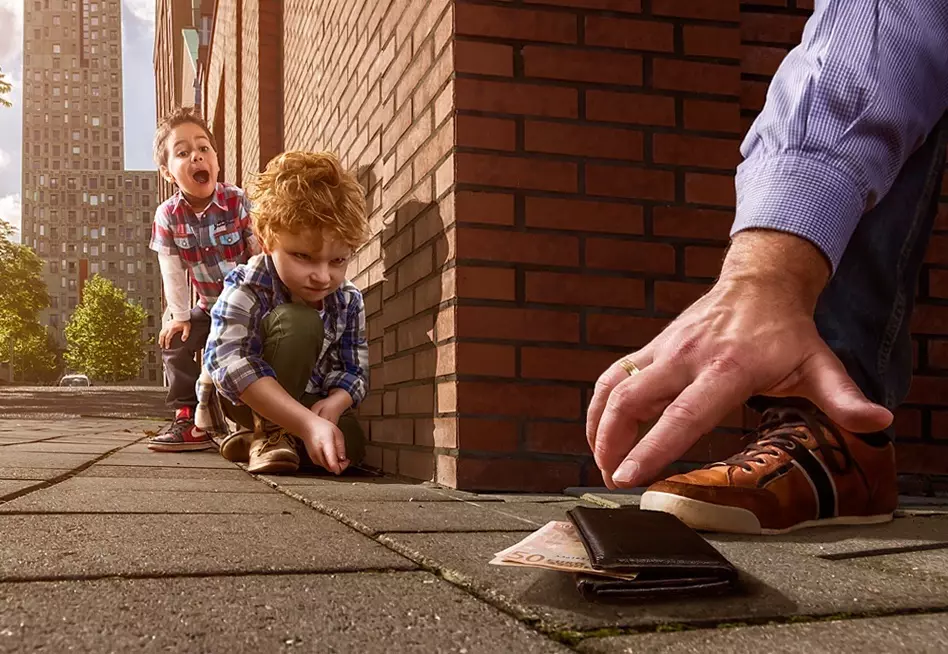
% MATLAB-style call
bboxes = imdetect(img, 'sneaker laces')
[710,405,853,475]
[164,416,193,439]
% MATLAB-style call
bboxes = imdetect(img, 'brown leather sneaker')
[219,429,254,463]
[640,406,898,535]
[247,429,300,474]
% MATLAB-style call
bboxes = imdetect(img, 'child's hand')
[309,392,350,425]
[158,319,191,349]
[299,415,349,474]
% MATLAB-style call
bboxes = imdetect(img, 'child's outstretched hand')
[158,319,191,349]
[299,415,349,475]
[309,390,351,425]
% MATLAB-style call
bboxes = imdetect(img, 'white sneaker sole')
[146,441,216,452]
[640,491,894,535]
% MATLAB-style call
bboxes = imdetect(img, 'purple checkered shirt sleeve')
[204,277,277,405]
[733,1,948,272]
[322,291,369,407]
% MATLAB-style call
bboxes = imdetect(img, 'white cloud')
[123,0,155,25]
[0,193,22,243]
[0,0,23,62]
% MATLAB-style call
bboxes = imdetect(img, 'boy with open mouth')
[146,107,260,452]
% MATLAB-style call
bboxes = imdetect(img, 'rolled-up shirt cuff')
[211,358,277,406]
[732,155,867,273]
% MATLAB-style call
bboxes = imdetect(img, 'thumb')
[799,350,893,433]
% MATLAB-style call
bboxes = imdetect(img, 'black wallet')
[566,506,740,601]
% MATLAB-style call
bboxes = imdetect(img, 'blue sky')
[0,0,157,242]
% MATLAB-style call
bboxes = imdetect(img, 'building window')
[53,44,61,54]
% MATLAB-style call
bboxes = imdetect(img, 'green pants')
[221,302,365,466]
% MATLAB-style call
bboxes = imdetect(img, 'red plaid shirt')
[149,183,260,312]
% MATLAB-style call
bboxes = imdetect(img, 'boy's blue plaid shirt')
[195,253,369,435]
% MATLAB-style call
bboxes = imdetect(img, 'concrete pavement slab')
[0,452,98,469]
[97,452,236,468]
[386,531,948,631]
[0,480,40,496]
[0,488,302,514]
[839,546,948,582]
[0,514,414,580]
[0,468,71,480]
[1,442,122,454]
[268,477,481,502]
[45,476,273,493]
[76,465,251,480]
[577,613,948,654]
[0,572,569,654]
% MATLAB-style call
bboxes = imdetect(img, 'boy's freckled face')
[268,228,352,306]
[159,122,220,205]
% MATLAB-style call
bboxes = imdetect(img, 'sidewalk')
[2,403,948,651]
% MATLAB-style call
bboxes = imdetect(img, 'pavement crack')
[0,567,421,585]
[818,542,948,561]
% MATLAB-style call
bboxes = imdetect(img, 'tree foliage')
[0,66,11,108]
[65,275,148,382]
[0,221,56,381]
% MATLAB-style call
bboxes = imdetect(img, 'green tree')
[0,66,11,108]
[0,220,54,381]
[65,275,148,382]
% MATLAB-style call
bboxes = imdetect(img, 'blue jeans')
[750,115,947,439]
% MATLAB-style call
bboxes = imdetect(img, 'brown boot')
[219,429,254,463]
[247,428,300,474]
[640,405,898,535]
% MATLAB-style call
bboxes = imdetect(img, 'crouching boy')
[195,151,369,475]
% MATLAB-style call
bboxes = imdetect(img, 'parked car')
[59,374,91,387]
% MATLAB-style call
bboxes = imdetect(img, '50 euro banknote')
[489,520,638,580]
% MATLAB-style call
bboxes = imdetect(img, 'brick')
[398,384,436,414]
[685,172,736,207]
[933,412,948,440]
[524,421,591,455]
[893,407,923,438]
[414,51,454,118]
[399,449,435,480]
[742,44,790,76]
[375,418,415,445]
[457,342,517,377]
[457,381,581,419]
[524,121,644,160]
[653,206,733,240]
[585,238,676,274]
[684,246,725,278]
[586,314,669,347]
[655,280,710,313]
[911,304,948,335]
[652,59,740,95]
[524,0,641,11]
[455,40,514,77]
[456,226,580,266]
[741,13,808,45]
[683,99,742,134]
[456,190,516,226]
[397,313,434,351]
[384,354,415,385]
[455,3,577,44]
[415,346,438,379]
[683,25,740,59]
[930,269,948,299]
[456,152,578,193]
[584,16,674,52]
[586,90,676,126]
[456,306,580,342]
[741,79,769,111]
[455,418,519,452]
[653,134,741,169]
[456,265,517,300]
[906,376,948,405]
[525,271,646,308]
[455,457,582,492]
[437,380,458,412]
[457,115,516,151]
[382,290,415,328]
[897,443,948,475]
[455,79,578,118]
[525,197,644,234]
[924,235,948,264]
[929,339,948,369]
[523,46,644,86]
[521,347,620,383]
[586,164,676,201]
[651,0,739,21]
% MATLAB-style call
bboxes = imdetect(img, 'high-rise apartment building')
[20,0,163,383]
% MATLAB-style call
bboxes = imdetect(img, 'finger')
[181,323,190,342]
[797,348,893,433]
[612,360,752,487]
[159,331,169,349]
[321,436,341,475]
[304,440,330,470]
[333,424,347,463]
[595,361,687,487]
[586,350,651,454]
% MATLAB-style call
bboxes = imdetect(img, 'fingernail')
[612,460,638,485]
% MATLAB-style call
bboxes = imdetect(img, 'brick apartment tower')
[156,0,948,493]
[20,0,163,383]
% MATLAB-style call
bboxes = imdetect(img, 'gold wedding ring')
[617,356,640,376]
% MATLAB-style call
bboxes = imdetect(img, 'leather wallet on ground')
[566,506,740,601]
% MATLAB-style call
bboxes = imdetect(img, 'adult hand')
[586,231,894,489]
[158,319,191,349]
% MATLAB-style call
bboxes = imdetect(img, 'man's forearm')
[719,230,830,313]
[239,377,314,434]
